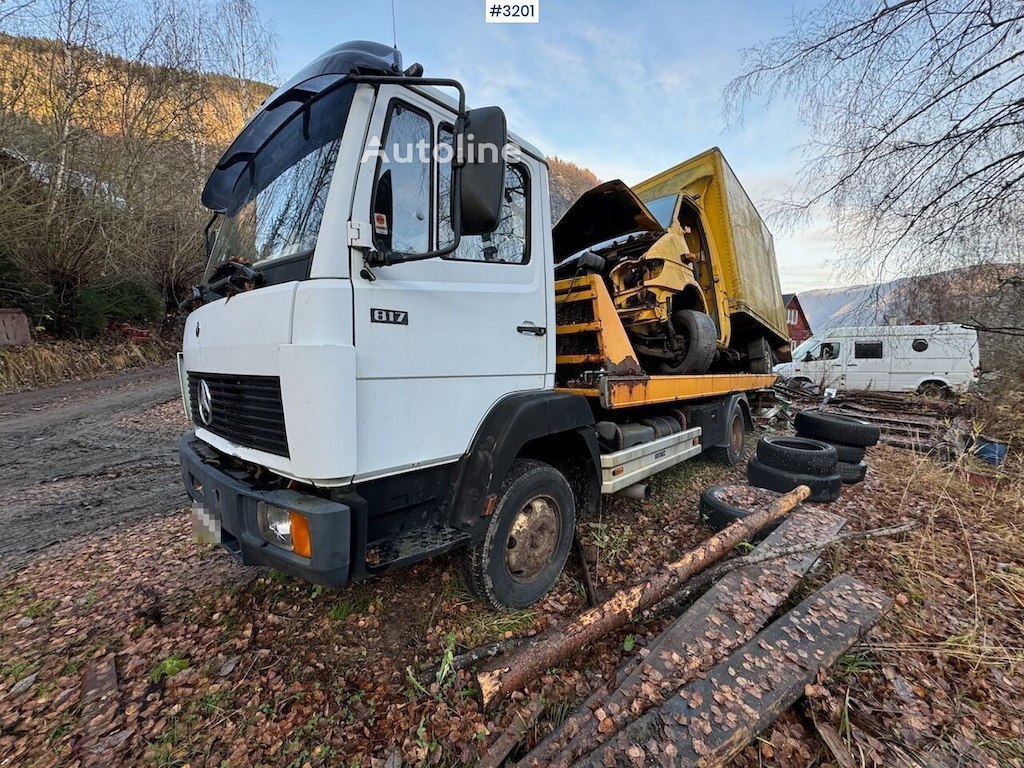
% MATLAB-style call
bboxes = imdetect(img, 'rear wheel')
[460,459,575,611]
[917,380,951,399]
[659,309,717,375]
[705,402,746,465]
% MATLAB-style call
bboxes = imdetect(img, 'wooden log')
[519,508,847,767]
[578,573,892,767]
[475,485,810,710]
[477,696,545,768]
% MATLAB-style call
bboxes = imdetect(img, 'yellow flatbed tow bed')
[553,274,777,410]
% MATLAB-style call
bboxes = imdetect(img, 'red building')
[782,293,812,343]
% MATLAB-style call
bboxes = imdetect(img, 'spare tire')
[794,409,880,447]
[698,483,789,538]
[795,432,866,463]
[747,458,842,503]
[756,435,837,476]
[837,460,868,484]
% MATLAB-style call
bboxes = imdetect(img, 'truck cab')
[179,41,779,610]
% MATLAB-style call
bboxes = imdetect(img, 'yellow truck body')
[632,147,789,354]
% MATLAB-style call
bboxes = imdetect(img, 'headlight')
[256,502,312,558]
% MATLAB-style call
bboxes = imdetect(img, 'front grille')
[188,372,289,457]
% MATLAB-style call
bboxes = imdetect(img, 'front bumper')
[179,434,352,586]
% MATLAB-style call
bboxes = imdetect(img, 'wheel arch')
[671,284,709,315]
[917,376,951,391]
[449,391,599,536]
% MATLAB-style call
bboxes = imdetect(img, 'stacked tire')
[794,409,880,485]
[747,435,842,502]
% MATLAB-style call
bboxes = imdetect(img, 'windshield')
[792,338,818,359]
[644,194,677,229]
[204,83,353,281]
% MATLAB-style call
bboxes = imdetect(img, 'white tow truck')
[179,41,785,610]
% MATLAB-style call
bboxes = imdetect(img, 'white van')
[774,324,980,395]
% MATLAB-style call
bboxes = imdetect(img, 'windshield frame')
[203,82,357,285]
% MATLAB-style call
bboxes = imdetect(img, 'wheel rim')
[505,495,561,583]
[729,414,743,455]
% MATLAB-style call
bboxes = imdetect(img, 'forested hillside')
[547,156,600,222]
[0,0,275,338]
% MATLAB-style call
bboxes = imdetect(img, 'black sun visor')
[202,41,403,213]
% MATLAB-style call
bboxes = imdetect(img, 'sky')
[257,0,842,293]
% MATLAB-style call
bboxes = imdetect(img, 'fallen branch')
[474,485,811,709]
[477,696,545,768]
[655,519,920,616]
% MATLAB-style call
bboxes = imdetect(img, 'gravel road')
[0,366,187,575]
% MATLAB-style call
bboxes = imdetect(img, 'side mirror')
[802,352,813,362]
[458,106,507,236]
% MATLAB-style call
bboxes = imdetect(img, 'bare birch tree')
[727,0,1024,284]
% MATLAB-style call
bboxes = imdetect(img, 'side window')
[372,103,432,254]
[818,342,840,360]
[437,125,529,264]
[854,341,883,359]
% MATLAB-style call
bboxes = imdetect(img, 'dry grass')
[816,445,1024,763]
[0,338,175,392]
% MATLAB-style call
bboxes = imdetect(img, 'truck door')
[349,86,550,480]
[795,339,844,389]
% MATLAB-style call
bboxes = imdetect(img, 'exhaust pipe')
[616,483,651,500]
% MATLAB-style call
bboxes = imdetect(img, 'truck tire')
[704,400,747,465]
[793,409,880,447]
[747,458,842,502]
[659,310,717,375]
[747,336,774,374]
[698,483,787,539]
[837,460,868,484]
[795,432,866,463]
[459,459,575,612]
[756,435,837,475]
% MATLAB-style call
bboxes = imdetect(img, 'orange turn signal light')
[288,510,312,558]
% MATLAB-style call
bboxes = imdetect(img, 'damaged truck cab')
[179,41,784,610]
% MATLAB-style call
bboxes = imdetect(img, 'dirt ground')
[0,366,184,575]
[0,375,1021,767]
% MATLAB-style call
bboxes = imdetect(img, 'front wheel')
[459,459,576,611]
[659,309,718,375]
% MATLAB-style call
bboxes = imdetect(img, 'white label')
[485,1,539,23]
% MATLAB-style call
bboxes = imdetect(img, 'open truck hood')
[552,180,665,263]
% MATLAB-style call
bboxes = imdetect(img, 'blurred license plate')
[191,502,221,545]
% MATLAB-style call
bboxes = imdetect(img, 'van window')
[803,342,840,361]
[854,341,884,359]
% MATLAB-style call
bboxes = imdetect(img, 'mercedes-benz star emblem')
[197,379,213,426]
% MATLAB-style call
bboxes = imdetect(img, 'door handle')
[517,323,547,336]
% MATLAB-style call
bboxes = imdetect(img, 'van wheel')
[659,310,717,374]
[459,459,575,612]
[917,381,951,399]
